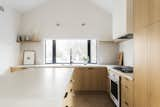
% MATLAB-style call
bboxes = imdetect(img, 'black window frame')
[45,40,97,64]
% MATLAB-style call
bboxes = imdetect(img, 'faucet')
[70,48,73,64]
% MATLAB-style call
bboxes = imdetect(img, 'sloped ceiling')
[89,0,113,13]
[0,0,112,13]
[20,0,113,41]
[0,0,50,12]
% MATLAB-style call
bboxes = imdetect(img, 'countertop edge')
[11,64,134,80]
[106,65,134,81]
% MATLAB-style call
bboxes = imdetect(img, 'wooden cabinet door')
[134,0,160,106]
[134,22,160,107]
[148,22,160,107]
[126,87,133,107]
[134,0,150,32]
[134,0,150,106]
[134,29,150,107]
[72,67,108,91]
[72,68,85,91]
[149,0,160,24]
[121,77,133,107]
[121,85,127,107]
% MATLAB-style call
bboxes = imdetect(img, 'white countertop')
[15,64,107,68]
[106,65,134,80]
[0,68,73,107]
[14,64,134,80]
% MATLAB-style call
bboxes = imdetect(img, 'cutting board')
[118,52,123,66]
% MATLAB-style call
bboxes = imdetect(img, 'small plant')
[83,56,89,64]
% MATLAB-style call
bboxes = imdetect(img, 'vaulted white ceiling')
[0,0,112,13]
[0,0,49,12]
[89,0,113,13]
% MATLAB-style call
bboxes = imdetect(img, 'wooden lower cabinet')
[63,81,74,107]
[121,77,134,107]
[72,67,108,91]
[63,93,73,107]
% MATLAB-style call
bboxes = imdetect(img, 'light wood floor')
[64,91,115,107]
[0,68,115,107]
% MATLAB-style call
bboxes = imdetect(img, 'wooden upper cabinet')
[149,0,160,24]
[134,0,160,32]
[112,0,133,39]
[134,0,150,32]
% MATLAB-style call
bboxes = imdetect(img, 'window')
[45,40,53,64]
[91,40,97,63]
[45,39,97,64]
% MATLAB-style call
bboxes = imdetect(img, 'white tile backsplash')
[119,39,134,66]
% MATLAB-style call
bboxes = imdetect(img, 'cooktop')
[113,66,133,73]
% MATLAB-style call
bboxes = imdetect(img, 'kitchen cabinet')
[134,0,160,32]
[148,23,160,107]
[149,0,160,25]
[121,77,134,107]
[63,91,73,107]
[72,67,108,91]
[134,29,149,107]
[134,0,149,32]
[134,0,160,107]
[112,0,133,39]
[63,79,74,107]
[135,23,160,107]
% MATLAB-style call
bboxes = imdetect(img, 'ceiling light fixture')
[56,23,60,27]
[81,22,86,27]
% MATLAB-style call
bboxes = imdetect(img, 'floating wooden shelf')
[10,67,28,72]
[17,40,41,43]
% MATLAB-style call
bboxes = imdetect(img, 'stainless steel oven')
[109,71,121,107]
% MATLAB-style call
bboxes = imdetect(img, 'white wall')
[20,41,118,65]
[20,42,44,64]
[0,2,20,72]
[18,0,115,65]
[119,39,134,66]
[97,41,118,64]
[20,0,113,41]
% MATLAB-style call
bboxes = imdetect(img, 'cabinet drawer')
[121,101,129,107]
[121,77,132,87]
[121,77,134,107]
[121,85,126,102]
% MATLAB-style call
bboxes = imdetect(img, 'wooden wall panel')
[72,67,108,91]
[134,0,160,106]
[134,29,150,107]
[148,23,160,107]
[149,0,160,24]
[134,0,149,32]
